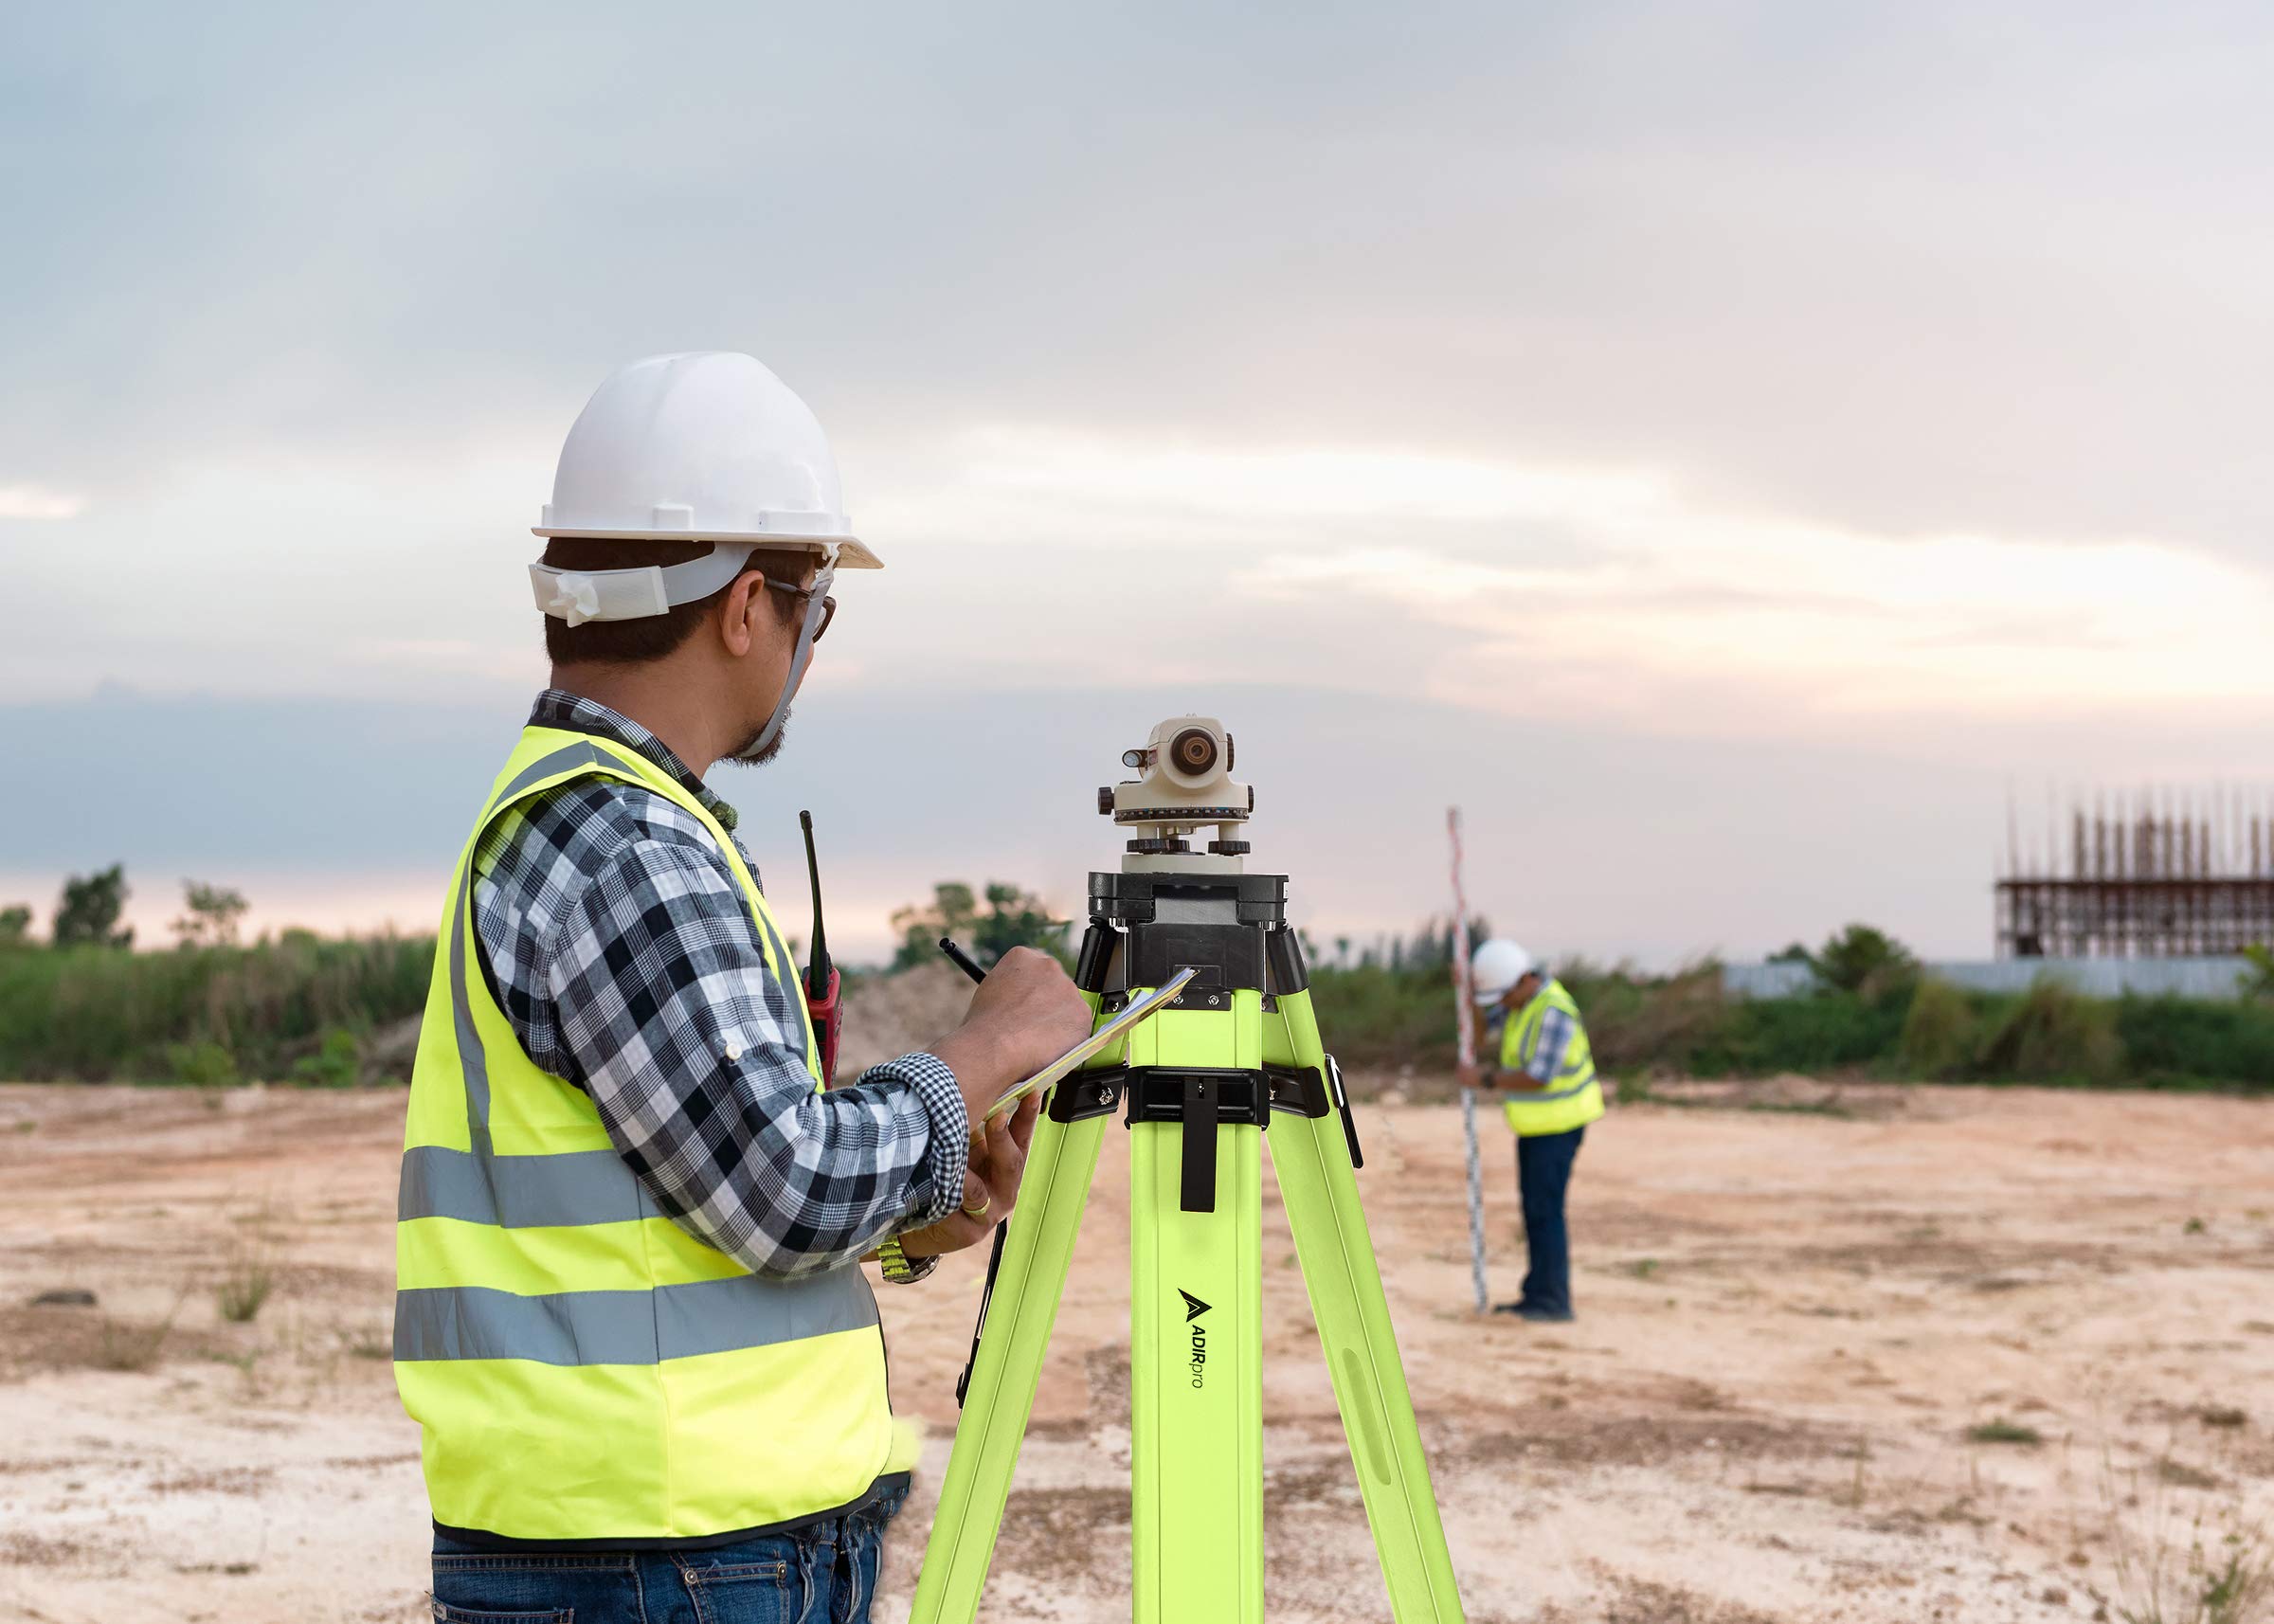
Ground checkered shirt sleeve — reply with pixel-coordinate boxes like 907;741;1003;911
1519;1002;1575;1085
471;776;967;1280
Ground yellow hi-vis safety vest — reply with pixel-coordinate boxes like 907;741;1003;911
1498;979;1605;1139
394;726;909;1545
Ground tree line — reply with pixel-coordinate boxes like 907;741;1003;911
2;866;249;951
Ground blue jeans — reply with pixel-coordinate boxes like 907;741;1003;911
430;1483;907;1624
1517;1127;1584;1316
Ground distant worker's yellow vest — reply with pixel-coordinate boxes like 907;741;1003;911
1497;979;1604;1138
394;727;907;1544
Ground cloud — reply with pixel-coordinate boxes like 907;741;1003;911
871;426;2274;734
951;429;1667;530
0;483;85;519
5;3;2272;565
1242;518;2274;723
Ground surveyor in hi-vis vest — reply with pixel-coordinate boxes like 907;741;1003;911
396;353;1092;1624
1457;937;1603;1322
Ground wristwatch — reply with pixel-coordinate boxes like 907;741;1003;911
875;1233;935;1285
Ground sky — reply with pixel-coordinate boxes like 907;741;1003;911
3;2;2270;964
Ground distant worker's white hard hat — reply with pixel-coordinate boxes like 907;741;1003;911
1470;938;1537;1004
529;352;878;629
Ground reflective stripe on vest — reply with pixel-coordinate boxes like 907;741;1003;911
1498;979;1605;1138
395;1271;877;1364
393;727;896;1543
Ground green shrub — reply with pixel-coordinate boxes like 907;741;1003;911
1899;978;1977;1078
0;933;432;1082
1308;962;1461;1072
1686;989;1906;1076
2242;943;2274;1001
291;1026;364;1089
167;1040;239;1090
2113;995;2274;1089
1975;980;2121;1084
1561;961;1729;1074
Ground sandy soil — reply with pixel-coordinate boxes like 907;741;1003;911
3;1075;2270;1624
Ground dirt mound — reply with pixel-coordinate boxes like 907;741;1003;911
837;960;980;1077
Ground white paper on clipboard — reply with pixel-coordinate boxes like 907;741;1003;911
981;966;1199;1126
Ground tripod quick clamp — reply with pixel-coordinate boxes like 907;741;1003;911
1045;1065;1128;1125
1053;1059;1362;1211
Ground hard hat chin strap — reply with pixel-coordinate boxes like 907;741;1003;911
529;541;766;626
735;564;835;764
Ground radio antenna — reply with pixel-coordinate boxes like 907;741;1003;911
798;810;830;1001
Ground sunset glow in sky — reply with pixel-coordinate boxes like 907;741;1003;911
5;3;2269;961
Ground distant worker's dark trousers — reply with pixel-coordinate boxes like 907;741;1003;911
1516;1126;1584;1317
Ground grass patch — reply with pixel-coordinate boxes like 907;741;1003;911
2104;1458;2274;1624
216;1211;279;1324
2119;995;2274;1090
1968;1418;2044;1446
1685;986;1908;1076
1899;977;1977;1078
1976;981;2122;1084
0;931;429;1082
8;917;2274;1092
215;1258;275;1325
1742;1097;1856;1119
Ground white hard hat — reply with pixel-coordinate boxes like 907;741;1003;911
1470;938;1537;1004
533;352;880;568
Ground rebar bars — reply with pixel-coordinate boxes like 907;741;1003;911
1994;787;2274;958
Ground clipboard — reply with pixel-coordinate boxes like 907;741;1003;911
980;966;1199;1127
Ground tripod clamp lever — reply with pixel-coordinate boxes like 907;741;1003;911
1265;1056;1366;1172
1061;1059;1358;1213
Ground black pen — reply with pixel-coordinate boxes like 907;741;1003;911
941;929;1008;1412
938;936;988;984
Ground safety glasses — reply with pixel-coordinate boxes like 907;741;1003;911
763;575;839;643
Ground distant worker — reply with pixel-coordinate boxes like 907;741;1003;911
1457;938;1603;1322
393;352;1092;1624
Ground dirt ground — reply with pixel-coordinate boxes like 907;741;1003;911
3;1074;2271;1624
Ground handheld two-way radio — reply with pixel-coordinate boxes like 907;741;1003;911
797;810;843;1087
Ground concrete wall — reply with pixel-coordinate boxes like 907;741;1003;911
1723;956;2254;1002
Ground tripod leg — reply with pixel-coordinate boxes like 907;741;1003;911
1269;988;1467;1624
909;1103;1110;1624
1128;997;1266;1624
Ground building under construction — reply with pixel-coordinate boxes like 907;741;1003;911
1995;793;2274;959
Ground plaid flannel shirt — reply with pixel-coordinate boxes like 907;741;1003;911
466;690;967;1280
1484;981;1575;1088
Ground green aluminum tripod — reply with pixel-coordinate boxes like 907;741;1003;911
910;718;1465;1624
